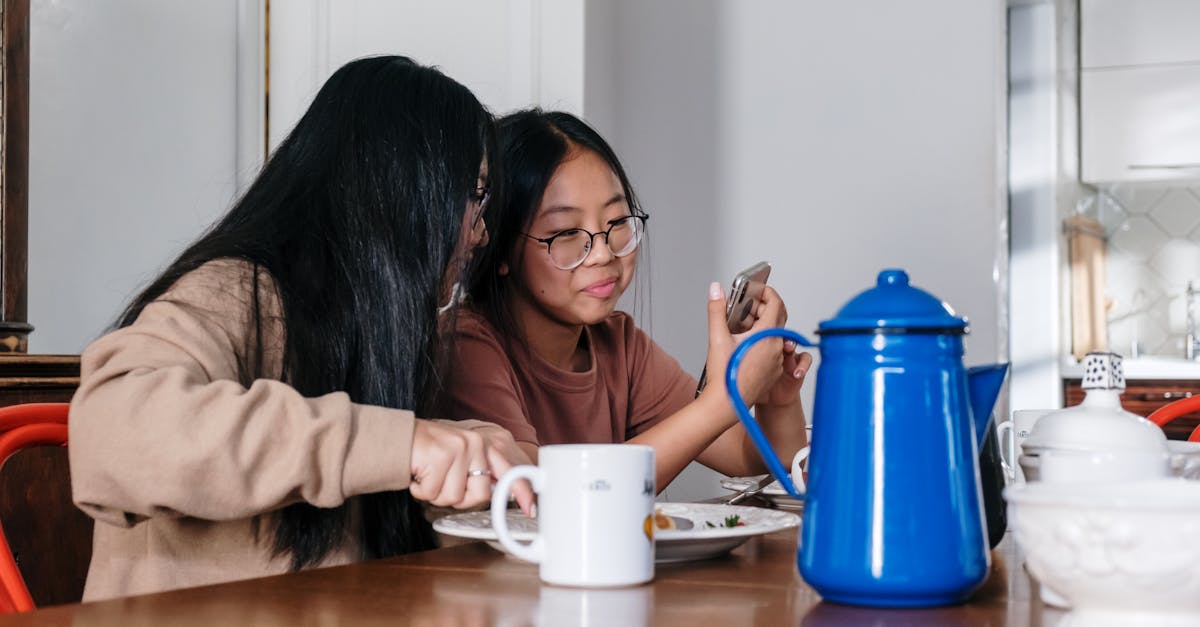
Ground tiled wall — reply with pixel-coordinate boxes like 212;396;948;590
1083;185;1200;358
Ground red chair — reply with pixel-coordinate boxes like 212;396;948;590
0;403;69;434
1147;397;1200;442
0;403;69;613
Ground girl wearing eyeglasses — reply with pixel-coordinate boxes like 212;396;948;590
439;109;809;492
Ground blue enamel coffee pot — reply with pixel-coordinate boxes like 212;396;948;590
726;269;1007;608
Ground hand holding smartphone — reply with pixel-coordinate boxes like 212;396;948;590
696;261;772;396
724;261;771;333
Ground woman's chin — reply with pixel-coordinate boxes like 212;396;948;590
572;302;618;325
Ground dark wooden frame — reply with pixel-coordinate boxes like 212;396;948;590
0;0;31;352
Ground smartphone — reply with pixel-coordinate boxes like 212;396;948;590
696;261;772;396
724;261;772;333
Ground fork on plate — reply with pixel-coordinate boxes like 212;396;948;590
725;474;776;506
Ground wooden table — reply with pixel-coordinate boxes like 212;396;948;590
1;528;1062;626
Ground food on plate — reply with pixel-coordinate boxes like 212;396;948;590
706;514;745;528
642;509;675;541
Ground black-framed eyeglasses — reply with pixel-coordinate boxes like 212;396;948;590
470;186;490;231
522;214;648;270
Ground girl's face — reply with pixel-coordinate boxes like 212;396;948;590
507;147;637;328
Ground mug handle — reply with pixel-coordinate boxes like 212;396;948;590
726;327;816;499
491;465;543;563
790;446;811;491
995;420;1014;481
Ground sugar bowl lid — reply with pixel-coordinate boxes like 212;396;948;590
1022;406;1167;453
1023;353;1166;453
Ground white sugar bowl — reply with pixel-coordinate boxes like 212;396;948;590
1168;441;1200;479
1006;479;1200;620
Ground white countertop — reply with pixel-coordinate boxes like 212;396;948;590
1061;356;1200;381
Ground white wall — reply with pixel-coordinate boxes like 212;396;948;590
606;1;1006;500
30;0;577;354
269;0;586;150
29;1;255;354
609;0;1005;368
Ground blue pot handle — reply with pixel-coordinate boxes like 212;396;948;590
725;328;816;499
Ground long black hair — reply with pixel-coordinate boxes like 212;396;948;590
468;109;646;341
116;55;496;569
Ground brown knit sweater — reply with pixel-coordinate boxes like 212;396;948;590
69;259;432;600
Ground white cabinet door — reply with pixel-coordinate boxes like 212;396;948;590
1081;64;1200;183
1082;0;1200;68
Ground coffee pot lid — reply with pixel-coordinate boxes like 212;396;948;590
817;269;968;334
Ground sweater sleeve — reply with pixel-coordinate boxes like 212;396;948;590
68;260;414;527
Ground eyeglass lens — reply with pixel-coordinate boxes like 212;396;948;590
549;216;643;270
471;190;489;230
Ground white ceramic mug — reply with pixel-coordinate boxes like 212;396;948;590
995;409;1053;483
491;444;655;587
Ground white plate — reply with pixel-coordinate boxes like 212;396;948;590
432;502;799;564
720;475;805;511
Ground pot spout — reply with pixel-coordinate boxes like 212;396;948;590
966;363;1009;448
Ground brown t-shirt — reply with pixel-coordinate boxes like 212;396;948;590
441;310;697;446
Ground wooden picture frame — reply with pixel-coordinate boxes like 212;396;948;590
0;0;30;352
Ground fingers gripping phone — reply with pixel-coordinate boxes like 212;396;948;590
724;261;772;333
696;261;772;396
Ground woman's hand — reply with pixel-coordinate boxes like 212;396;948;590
700;283;787;408
409;420;535;515
745;287;812;409
759;339;814;409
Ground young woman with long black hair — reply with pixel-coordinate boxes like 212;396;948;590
439;109;810;493
68;56;531;600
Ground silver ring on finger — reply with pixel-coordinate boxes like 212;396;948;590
467;468;492;478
